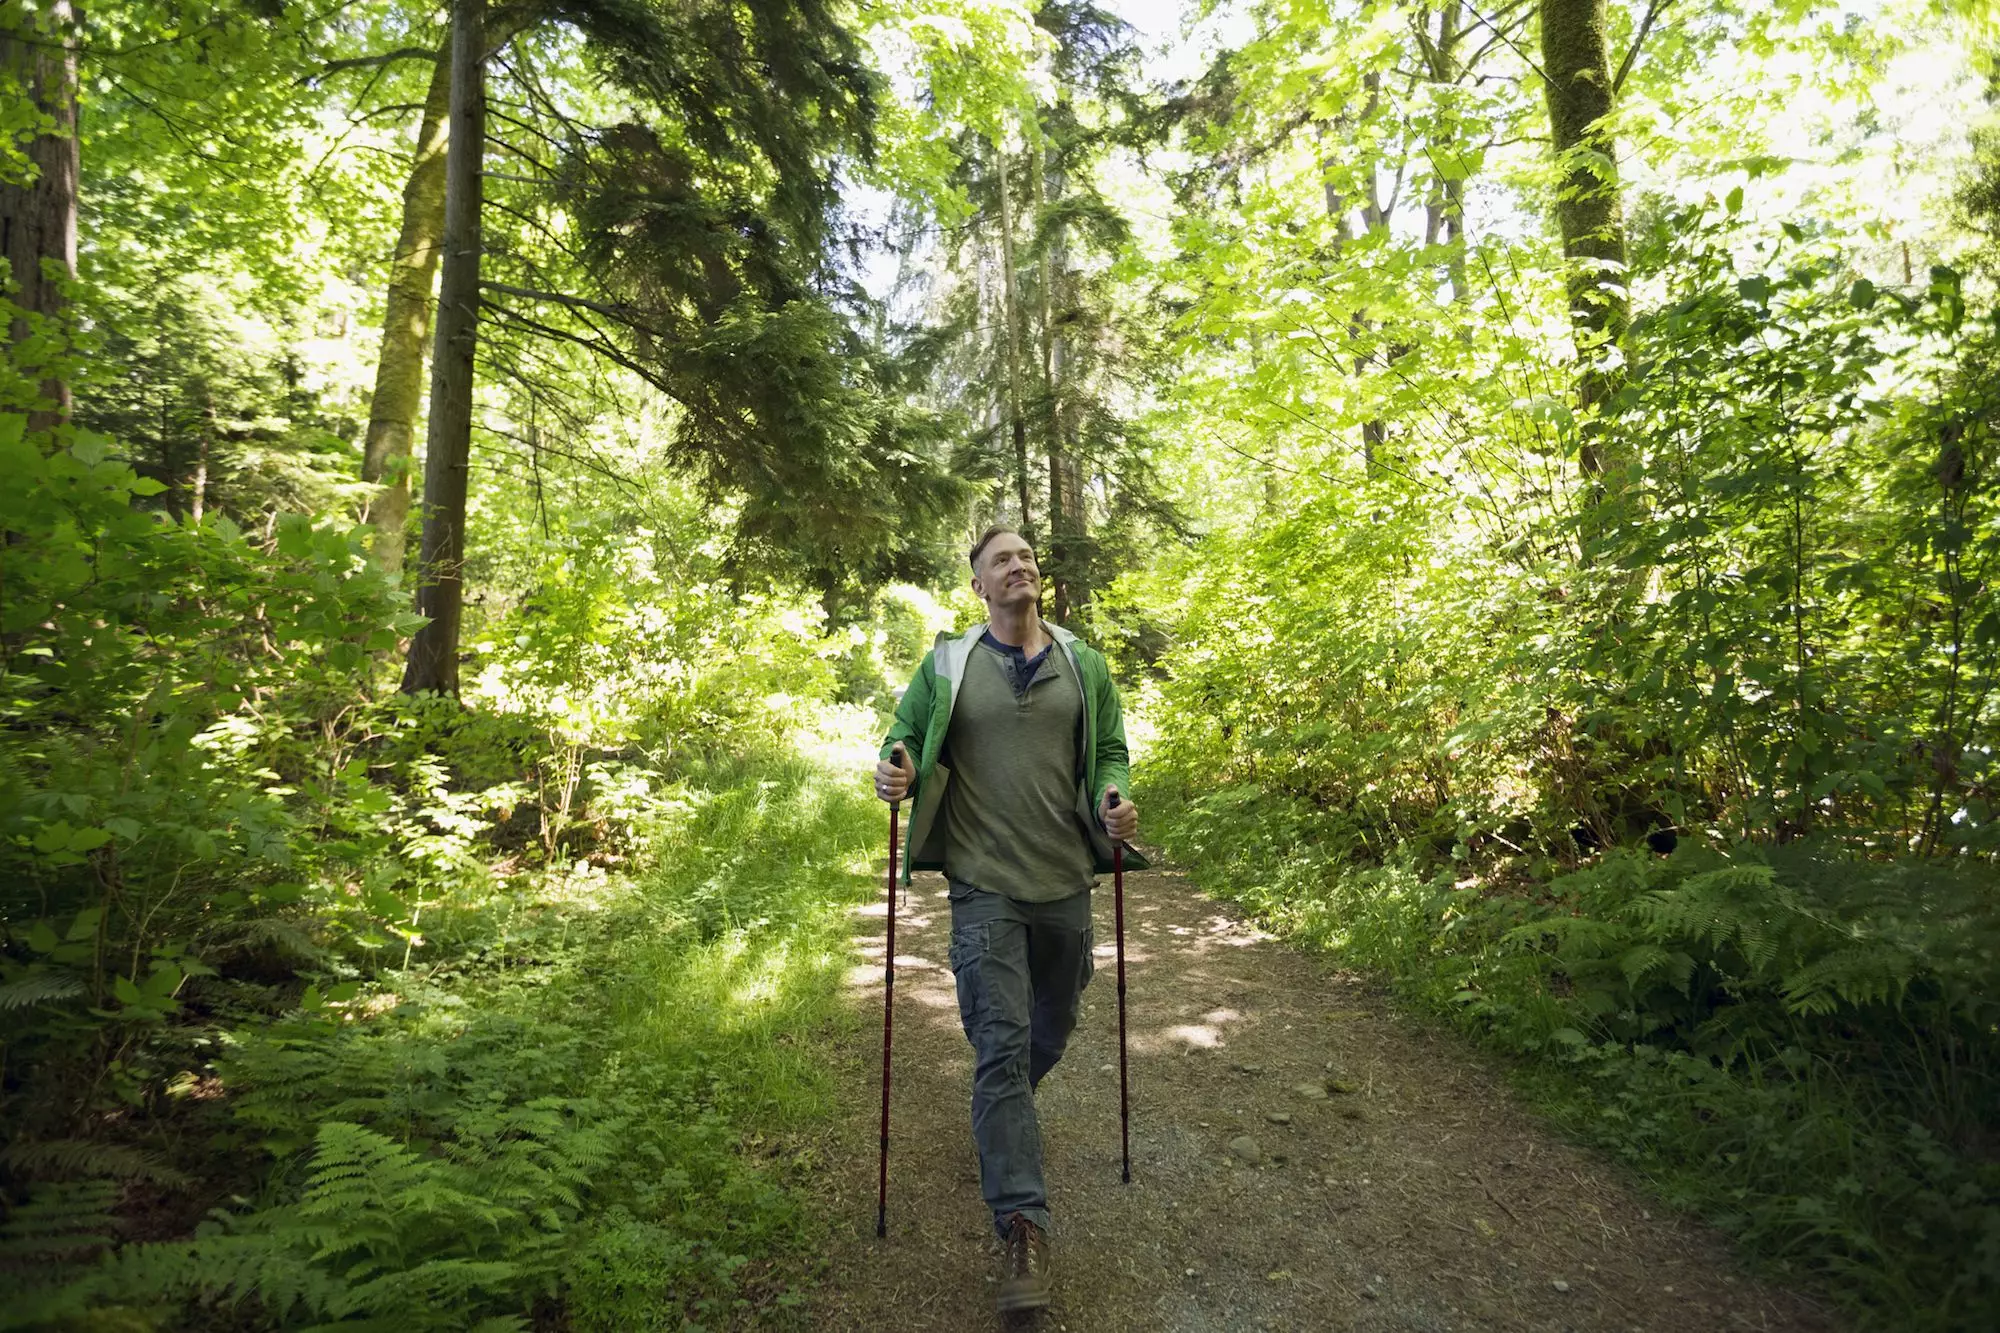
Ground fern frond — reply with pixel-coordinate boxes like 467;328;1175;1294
1780;945;1915;1014
0;1139;191;1187
1617;942;1677;989
0;1180;119;1262
0;968;86;1010
213;915;330;966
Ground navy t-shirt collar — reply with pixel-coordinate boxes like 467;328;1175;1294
980;626;1054;699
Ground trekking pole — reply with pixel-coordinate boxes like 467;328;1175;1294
876;744;904;1238
1109;789;1132;1184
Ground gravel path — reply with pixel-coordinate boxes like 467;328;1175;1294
808;863;1836;1332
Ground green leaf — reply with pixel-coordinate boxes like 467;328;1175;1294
66;908;103;943
1725;185;1744;215
67;826;111;853
128;477;168;496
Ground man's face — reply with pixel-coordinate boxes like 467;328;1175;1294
972;534;1040;612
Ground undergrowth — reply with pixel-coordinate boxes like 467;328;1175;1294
1144;778;2000;1332
2;745;883;1331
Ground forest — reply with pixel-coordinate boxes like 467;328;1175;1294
1;0;1996;1327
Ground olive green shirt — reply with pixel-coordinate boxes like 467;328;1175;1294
940;637;1095;902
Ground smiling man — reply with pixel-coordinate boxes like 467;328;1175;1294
872;525;1144;1314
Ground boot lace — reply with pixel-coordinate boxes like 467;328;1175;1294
1005;1215;1044;1278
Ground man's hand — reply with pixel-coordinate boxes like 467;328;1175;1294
874;744;913;803
1099;787;1138;841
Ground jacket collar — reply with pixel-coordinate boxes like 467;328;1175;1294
937;619;1078;690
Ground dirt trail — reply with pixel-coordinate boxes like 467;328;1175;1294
809;863;1835;1332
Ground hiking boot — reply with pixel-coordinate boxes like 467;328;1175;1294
996;1212;1052;1313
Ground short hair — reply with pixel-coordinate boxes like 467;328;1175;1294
968;525;1029;572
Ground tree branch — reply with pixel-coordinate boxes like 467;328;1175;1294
1463;2;1548;86
307;47;439;85
481;281;644;327
1612;0;1674;98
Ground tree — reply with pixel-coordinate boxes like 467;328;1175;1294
401;0;486;697
993;137;1035;543
1538;0;1635;476
359;42;451;577
1;0;80;431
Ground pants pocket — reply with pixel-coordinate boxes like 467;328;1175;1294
1079;922;1095;990
949;921;989;1041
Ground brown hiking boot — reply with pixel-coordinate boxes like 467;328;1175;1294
996;1213;1052;1313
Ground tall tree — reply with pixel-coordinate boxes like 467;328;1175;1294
993;138;1035;542
1033;132;1078;620
0;0;79;432
401;0;486;696
1539;0;1631;477
360;42;452;577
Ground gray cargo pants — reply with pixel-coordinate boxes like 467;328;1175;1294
945;878;1095;1239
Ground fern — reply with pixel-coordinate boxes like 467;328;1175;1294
214;914;332;967
0;1139;191;1187
0;1180;119;1264
0;968;86;1011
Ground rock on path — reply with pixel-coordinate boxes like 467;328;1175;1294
807;864;1835;1332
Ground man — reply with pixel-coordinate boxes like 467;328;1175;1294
873;526;1144;1315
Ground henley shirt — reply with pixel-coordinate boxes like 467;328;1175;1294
939;635;1096;902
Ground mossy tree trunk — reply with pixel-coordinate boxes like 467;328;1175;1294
1539;0;1630;477
360;42;453;577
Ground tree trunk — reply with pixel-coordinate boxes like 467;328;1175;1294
993;140;1033;543
0;0;79;435
191;382;214;522
1328;74;1394;470
1034;134;1084;623
360;41;453;577
1422;2;1471;307
1539;0;1629;476
401;0;485;697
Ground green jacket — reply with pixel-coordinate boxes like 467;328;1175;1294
879;621;1150;886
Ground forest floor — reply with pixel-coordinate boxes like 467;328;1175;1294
805;860;1840;1333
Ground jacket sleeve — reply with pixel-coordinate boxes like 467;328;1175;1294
1089;657;1132;815
880;651;935;763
